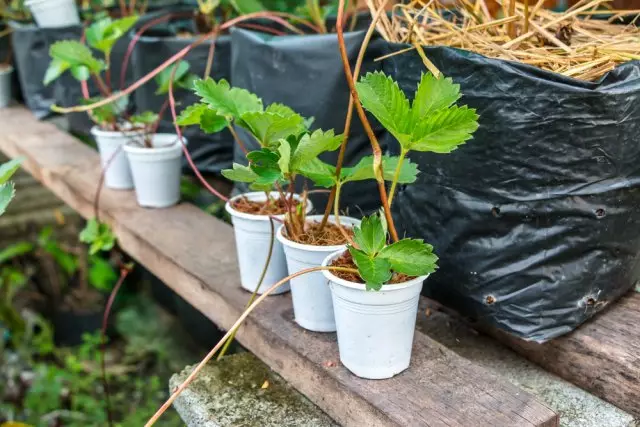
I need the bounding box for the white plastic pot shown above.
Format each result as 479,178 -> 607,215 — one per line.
277,215 -> 360,332
225,192 -> 312,296
322,250 -> 428,380
124,134 -> 185,208
91,127 -> 144,190
26,0 -> 80,28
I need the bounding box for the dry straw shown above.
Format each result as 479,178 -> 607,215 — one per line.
367,0 -> 640,81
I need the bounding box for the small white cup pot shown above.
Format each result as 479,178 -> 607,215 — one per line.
322,250 -> 428,380
26,0 -> 80,28
124,134 -> 186,209
0,66 -> 13,108
276,215 -> 360,332
91,127 -> 145,190
225,192 -> 313,296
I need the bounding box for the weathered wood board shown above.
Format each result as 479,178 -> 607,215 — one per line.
0,106 -> 558,427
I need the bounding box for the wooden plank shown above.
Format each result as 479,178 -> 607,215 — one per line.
0,106 -> 558,427
480,292 -> 640,418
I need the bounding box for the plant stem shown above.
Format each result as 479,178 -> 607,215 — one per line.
319,0 -> 389,231
227,124 -> 247,155
217,218 -> 275,360
333,183 -> 354,244
388,148 -> 407,206
203,26 -> 218,79
92,73 -> 111,97
101,267 -> 130,427
144,265 -> 358,427
335,0 -> 399,242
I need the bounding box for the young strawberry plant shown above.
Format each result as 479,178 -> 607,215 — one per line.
43,15 -> 196,147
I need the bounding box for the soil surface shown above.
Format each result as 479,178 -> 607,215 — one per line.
288,220 -> 353,246
231,196 -> 298,216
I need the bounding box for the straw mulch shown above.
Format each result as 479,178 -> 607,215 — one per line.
367,0 -> 640,81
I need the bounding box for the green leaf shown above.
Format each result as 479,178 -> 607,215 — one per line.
70,65 -> 90,81
290,129 -> 342,171
79,219 -> 116,255
86,15 -> 139,56
410,106 -> 479,153
277,139 -> 291,175
356,71 -> 413,148
379,239 -> 438,276
176,103 -> 208,126
130,111 -> 159,125
246,149 -> 283,189
82,95 -> 129,126
47,40 -> 105,82
411,72 -> 461,122
221,163 -> 259,183
155,61 -> 191,95
348,247 -> 392,291
0,242 -> 33,264
0,157 -> 23,185
238,110 -> 305,148
200,109 -> 229,134
193,78 -> 262,120
352,214 -> 387,256
297,158 -> 337,188
340,155 -> 419,184
88,256 -> 117,291
0,182 -> 15,216
229,0 -> 266,14
43,58 -> 70,86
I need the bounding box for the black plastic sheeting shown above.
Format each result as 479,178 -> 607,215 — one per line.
131,9 -> 233,175
10,22 -> 58,118
382,44 -> 640,342
230,27 -> 385,213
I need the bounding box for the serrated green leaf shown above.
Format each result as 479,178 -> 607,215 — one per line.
86,15 -> 139,56
352,214 -> 387,256
239,111 -> 305,148
411,73 -> 461,122
48,40 -> 105,79
340,155 -> 419,184
265,103 -> 298,117
200,109 -> 228,134
278,139 -> 291,175
193,78 -> 262,119
176,103 -> 208,126
379,239 -> 438,276
70,65 -> 90,81
0,157 -> 23,185
155,61 -> 191,95
410,106 -> 479,153
356,71 -> 412,148
79,218 -> 115,255
290,129 -> 342,171
297,158 -> 337,188
43,58 -> 70,86
130,111 -> 158,125
221,163 -> 259,183
348,247 -> 392,291
0,182 -> 15,216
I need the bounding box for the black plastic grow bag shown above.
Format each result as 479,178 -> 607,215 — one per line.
130,10 -> 234,175
382,44 -> 640,342
230,27 -> 386,214
10,22 -> 59,118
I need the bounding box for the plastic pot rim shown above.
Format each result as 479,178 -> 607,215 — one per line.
225,191 -> 313,222
321,249 -> 429,292
276,214 -> 360,253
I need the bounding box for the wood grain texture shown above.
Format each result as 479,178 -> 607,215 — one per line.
0,106 -> 558,427
482,292 -> 640,418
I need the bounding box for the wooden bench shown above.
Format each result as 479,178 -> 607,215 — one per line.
0,106 -> 569,426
